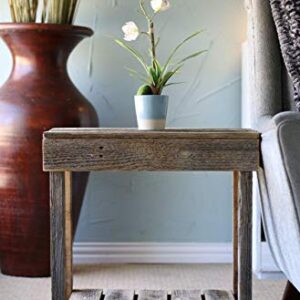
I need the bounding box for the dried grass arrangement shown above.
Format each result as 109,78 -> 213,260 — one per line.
8,0 -> 80,24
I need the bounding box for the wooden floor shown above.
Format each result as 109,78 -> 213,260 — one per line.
70,289 -> 235,300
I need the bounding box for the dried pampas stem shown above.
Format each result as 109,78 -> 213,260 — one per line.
8,0 -> 80,24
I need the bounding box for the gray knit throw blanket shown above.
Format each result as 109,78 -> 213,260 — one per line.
270,0 -> 300,111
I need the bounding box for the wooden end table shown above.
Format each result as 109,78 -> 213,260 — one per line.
42,128 -> 260,300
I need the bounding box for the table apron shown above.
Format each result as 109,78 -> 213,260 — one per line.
43,138 -> 259,172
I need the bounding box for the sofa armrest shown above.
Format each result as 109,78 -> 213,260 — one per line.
259,111 -> 300,290
257,112 -> 300,132
273,111 -> 300,127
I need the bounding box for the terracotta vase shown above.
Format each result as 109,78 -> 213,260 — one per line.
0,24 -> 99,277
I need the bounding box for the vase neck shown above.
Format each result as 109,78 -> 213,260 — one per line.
12,48 -> 70,80
0,28 -> 87,80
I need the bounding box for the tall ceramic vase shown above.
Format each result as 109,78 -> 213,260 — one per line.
0,24 -> 99,277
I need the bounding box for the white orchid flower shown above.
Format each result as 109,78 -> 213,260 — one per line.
122,22 -> 140,41
150,0 -> 170,13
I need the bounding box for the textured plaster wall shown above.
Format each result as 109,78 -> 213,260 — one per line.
0,0 -> 246,243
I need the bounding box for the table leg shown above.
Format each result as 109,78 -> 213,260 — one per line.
238,171 -> 253,300
50,171 -> 73,300
233,171 -> 239,299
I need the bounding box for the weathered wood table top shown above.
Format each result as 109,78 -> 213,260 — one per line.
42,128 -> 260,300
43,128 -> 259,172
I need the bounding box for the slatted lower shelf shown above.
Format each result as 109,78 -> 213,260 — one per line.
70,289 -> 235,300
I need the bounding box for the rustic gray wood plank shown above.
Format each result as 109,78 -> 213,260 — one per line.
203,290 -> 234,300
137,290 -> 168,300
44,128 -> 259,140
171,290 -> 202,300
43,137 -> 259,172
233,171 -> 239,299
70,290 -> 102,300
104,290 -> 135,300
50,172 -> 73,300
65,171 -> 73,299
238,171 -> 253,300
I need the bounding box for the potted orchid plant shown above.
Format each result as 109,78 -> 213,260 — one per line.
115,0 -> 206,130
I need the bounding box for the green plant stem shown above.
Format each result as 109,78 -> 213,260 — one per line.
139,0 -> 156,67
149,21 -> 156,68
139,0 -> 150,21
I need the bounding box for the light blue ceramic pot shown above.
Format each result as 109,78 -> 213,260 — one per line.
134,95 -> 169,130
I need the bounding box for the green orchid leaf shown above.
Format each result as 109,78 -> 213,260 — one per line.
148,66 -> 158,84
156,64 -> 183,91
153,59 -> 162,76
128,72 -> 145,83
176,50 -> 207,66
158,71 -> 175,89
163,71 -> 174,82
165,82 -> 185,87
125,66 -> 151,83
162,30 -> 204,75
115,39 -> 148,72
155,37 -> 160,48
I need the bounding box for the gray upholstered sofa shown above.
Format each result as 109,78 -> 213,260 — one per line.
246,0 -> 300,292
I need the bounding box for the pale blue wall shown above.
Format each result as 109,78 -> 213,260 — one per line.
0,0 -> 246,243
